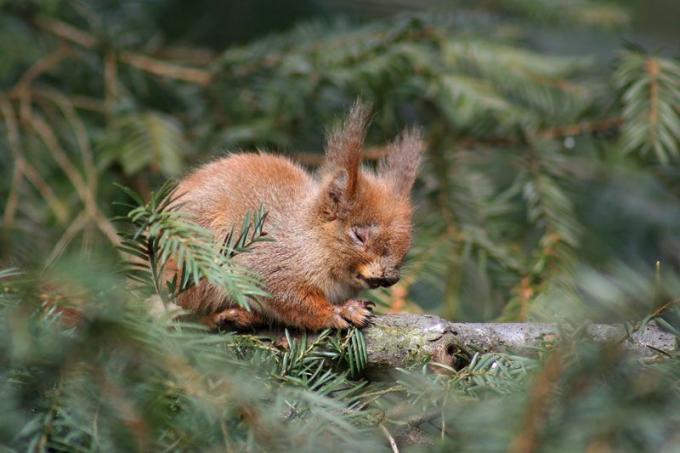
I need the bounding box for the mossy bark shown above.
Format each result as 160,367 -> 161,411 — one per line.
363,314 -> 677,369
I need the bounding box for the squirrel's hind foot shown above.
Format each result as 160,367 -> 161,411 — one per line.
203,306 -> 265,330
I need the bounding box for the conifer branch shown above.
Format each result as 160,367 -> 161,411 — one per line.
32,15 -> 213,85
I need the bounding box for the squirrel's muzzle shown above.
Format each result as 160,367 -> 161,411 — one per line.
364,275 -> 399,288
357,264 -> 400,288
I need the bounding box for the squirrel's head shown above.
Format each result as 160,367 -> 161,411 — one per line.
313,101 -> 424,292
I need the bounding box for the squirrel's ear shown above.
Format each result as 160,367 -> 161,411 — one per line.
318,169 -> 352,221
378,127 -> 425,197
321,100 -> 371,199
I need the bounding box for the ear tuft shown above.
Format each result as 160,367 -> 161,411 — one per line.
322,100 -> 371,198
328,169 -> 348,204
379,127 -> 425,196
319,169 -> 351,221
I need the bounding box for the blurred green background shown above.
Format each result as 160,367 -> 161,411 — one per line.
2,0 -> 679,323
1,1 -> 680,452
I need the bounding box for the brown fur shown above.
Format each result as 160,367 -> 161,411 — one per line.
173,102 -> 424,330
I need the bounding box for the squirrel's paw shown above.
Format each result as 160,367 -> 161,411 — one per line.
206,307 -> 263,330
329,312 -> 351,329
334,299 -> 375,328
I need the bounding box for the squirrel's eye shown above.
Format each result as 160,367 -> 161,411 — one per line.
350,226 -> 369,246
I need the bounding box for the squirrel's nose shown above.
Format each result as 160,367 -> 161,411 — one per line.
365,275 -> 399,288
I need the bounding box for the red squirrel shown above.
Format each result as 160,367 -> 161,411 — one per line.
173,102 -> 424,330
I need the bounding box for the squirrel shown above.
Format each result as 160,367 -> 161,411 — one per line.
172,102 -> 424,331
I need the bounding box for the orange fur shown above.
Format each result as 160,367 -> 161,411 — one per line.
173,103 -> 424,330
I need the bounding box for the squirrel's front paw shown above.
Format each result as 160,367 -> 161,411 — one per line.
334,299 -> 375,328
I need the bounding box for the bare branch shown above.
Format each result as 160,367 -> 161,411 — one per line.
361,315 -> 676,369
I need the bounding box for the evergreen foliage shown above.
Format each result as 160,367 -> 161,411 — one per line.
116,182 -> 268,306
1,0 -> 679,451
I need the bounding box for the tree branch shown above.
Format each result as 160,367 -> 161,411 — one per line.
31,15 -> 213,85
360,314 -> 676,369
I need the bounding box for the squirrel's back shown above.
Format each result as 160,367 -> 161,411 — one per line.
176,152 -> 315,234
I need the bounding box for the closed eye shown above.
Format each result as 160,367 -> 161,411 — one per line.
350,226 -> 369,246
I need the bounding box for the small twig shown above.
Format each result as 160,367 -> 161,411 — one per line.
525,70 -> 588,96
509,349 -> 565,453
119,51 -> 213,85
10,45 -> 71,96
613,297 -> 680,350
645,57 -> 659,147
539,117 -> 623,141
0,95 -> 25,229
34,88 -> 97,195
456,117 -> 624,150
440,410 -> 445,440
104,51 -> 118,117
390,408 -> 441,430
152,46 -> 217,65
22,161 -> 70,224
3,152 -> 24,230
66,94 -> 107,113
33,15 -> 98,48
32,15 -> 213,86
350,386 -> 404,413
44,212 -> 89,269
94,367 -> 150,450
649,298 -> 679,319
36,371 -> 65,451
26,110 -> 89,199
26,108 -> 120,246
1,93 -> 71,226
380,423 -> 400,453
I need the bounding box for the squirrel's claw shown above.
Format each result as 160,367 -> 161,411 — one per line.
336,298 -> 375,328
